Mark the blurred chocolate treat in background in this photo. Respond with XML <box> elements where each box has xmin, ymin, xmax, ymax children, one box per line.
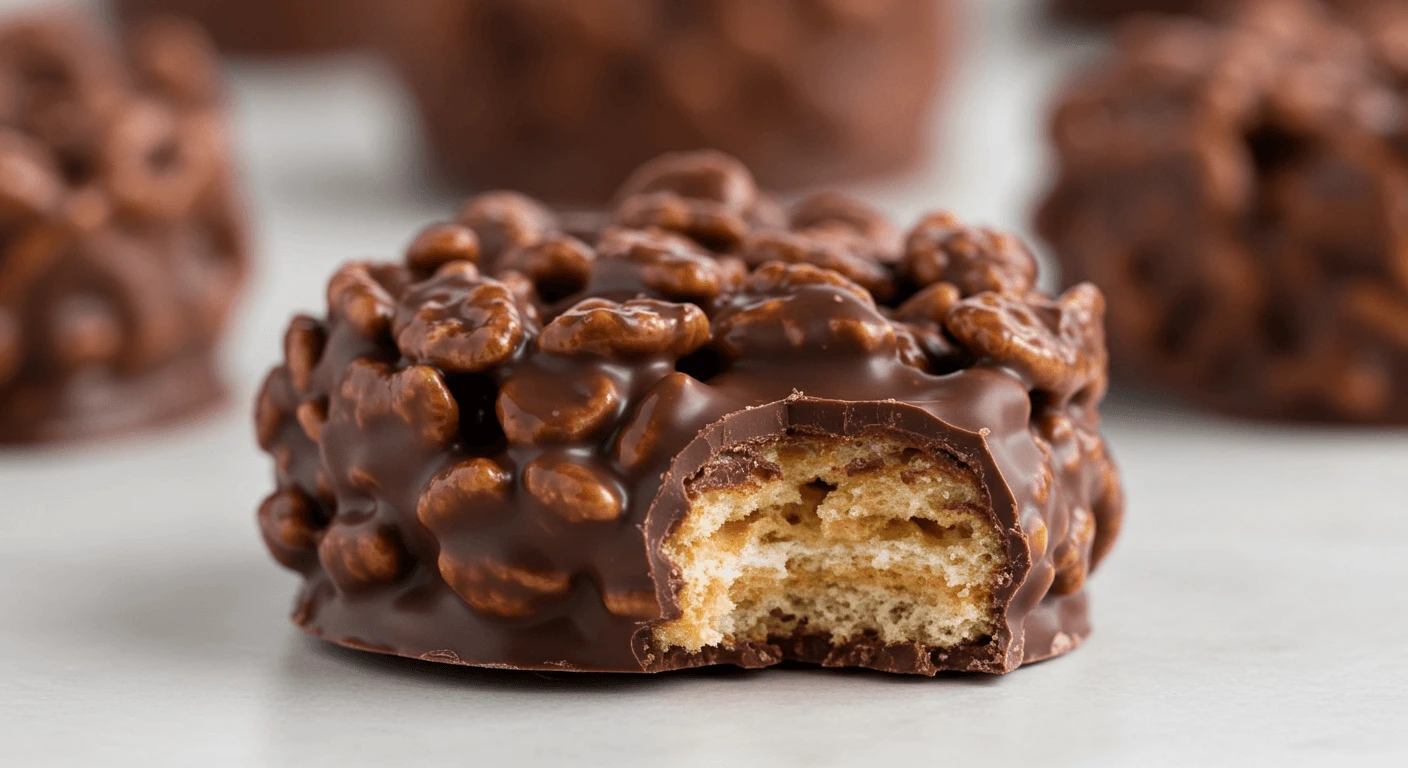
<box><xmin>0</xmin><ymin>14</ymin><xmax>247</xmax><ymax>444</ymax></box>
<box><xmin>112</xmin><ymin>0</ymin><xmax>365</xmax><ymax>56</ymax></box>
<box><xmin>254</xmin><ymin>150</ymin><xmax>1123</xmax><ymax>675</ymax></box>
<box><xmin>368</xmin><ymin>0</ymin><xmax>950</xmax><ymax>203</ymax></box>
<box><xmin>1053</xmin><ymin>0</ymin><xmax>1203</xmax><ymax>23</ymax></box>
<box><xmin>1345</xmin><ymin>0</ymin><xmax>1408</xmax><ymax>82</ymax></box>
<box><xmin>1038</xmin><ymin>0</ymin><xmax>1408</xmax><ymax>423</ymax></box>
<box><xmin>1053</xmin><ymin>0</ymin><xmax>1398</xmax><ymax>23</ymax></box>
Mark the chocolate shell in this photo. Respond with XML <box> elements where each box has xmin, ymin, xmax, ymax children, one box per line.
<box><xmin>256</xmin><ymin>151</ymin><xmax>1124</xmax><ymax>674</ymax></box>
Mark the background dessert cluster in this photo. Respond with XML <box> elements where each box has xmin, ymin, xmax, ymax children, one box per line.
<box><xmin>116</xmin><ymin>0</ymin><xmax>951</xmax><ymax>202</ymax></box>
<box><xmin>1041</xmin><ymin>0</ymin><xmax>1408</xmax><ymax>422</ymax></box>
<box><xmin>0</xmin><ymin>13</ymin><xmax>245</xmax><ymax>443</ymax></box>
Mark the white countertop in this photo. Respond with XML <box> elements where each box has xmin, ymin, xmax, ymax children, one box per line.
<box><xmin>2</xmin><ymin>2</ymin><xmax>1406</xmax><ymax>766</ymax></box>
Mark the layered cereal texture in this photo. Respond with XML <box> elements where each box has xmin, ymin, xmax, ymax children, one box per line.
<box><xmin>657</xmin><ymin>433</ymin><xmax>1005</xmax><ymax>654</ymax></box>
<box><xmin>256</xmin><ymin>150</ymin><xmax>1123</xmax><ymax>674</ymax></box>
<box><xmin>0</xmin><ymin>13</ymin><xmax>246</xmax><ymax>442</ymax></box>
<box><xmin>1040</xmin><ymin>0</ymin><xmax>1408</xmax><ymax>422</ymax></box>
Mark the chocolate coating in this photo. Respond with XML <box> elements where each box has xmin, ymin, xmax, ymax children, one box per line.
<box><xmin>112</xmin><ymin>0</ymin><xmax>366</xmax><ymax>56</ymax></box>
<box><xmin>1038</xmin><ymin>0</ymin><xmax>1408</xmax><ymax>423</ymax></box>
<box><xmin>256</xmin><ymin>151</ymin><xmax>1123</xmax><ymax>675</ymax></box>
<box><xmin>0</xmin><ymin>13</ymin><xmax>247</xmax><ymax>444</ymax></box>
<box><xmin>366</xmin><ymin>0</ymin><xmax>950</xmax><ymax>202</ymax></box>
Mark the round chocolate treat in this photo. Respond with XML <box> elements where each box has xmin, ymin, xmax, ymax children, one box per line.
<box><xmin>1038</xmin><ymin>0</ymin><xmax>1408</xmax><ymax>423</ymax></box>
<box><xmin>368</xmin><ymin>0</ymin><xmax>950</xmax><ymax>203</ymax></box>
<box><xmin>255</xmin><ymin>150</ymin><xmax>1124</xmax><ymax>675</ymax></box>
<box><xmin>0</xmin><ymin>13</ymin><xmax>247</xmax><ymax>443</ymax></box>
<box><xmin>112</xmin><ymin>0</ymin><xmax>364</xmax><ymax>55</ymax></box>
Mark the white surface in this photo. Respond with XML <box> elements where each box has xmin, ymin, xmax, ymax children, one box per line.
<box><xmin>3</xmin><ymin>2</ymin><xmax>1407</xmax><ymax>766</ymax></box>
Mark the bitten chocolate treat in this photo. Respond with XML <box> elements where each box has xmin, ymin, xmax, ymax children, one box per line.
<box><xmin>255</xmin><ymin>151</ymin><xmax>1124</xmax><ymax>675</ymax></box>
<box><xmin>1038</xmin><ymin>0</ymin><xmax>1408</xmax><ymax>422</ymax></box>
<box><xmin>368</xmin><ymin>0</ymin><xmax>949</xmax><ymax>202</ymax></box>
<box><xmin>112</xmin><ymin>0</ymin><xmax>364</xmax><ymax>56</ymax></box>
<box><xmin>0</xmin><ymin>14</ymin><xmax>246</xmax><ymax>443</ymax></box>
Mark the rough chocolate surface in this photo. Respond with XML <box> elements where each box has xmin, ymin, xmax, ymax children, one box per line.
<box><xmin>113</xmin><ymin>0</ymin><xmax>365</xmax><ymax>55</ymax></box>
<box><xmin>256</xmin><ymin>150</ymin><xmax>1123</xmax><ymax>675</ymax></box>
<box><xmin>366</xmin><ymin>0</ymin><xmax>950</xmax><ymax>202</ymax></box>
<box><xmin>0</xmin><ymin>13</ymin><xmax>247</xmax><ymax>443</ymax></box>
<box><xmin>1039</xmin><ymin>0</ymin><xmax>1408</xmax><ymax>423</ymax></box>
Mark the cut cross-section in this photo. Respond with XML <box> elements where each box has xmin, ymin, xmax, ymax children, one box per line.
<box><xmin>655</xmin><ymin>430</ymin><xmax>1006</xmax><ymax>656</ymax></box>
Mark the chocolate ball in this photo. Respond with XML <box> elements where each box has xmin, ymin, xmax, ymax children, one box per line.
<box><xmin>0</xmin><ymin>13</ymin><xmax>247</xmax><ymax>443</ymax></box>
